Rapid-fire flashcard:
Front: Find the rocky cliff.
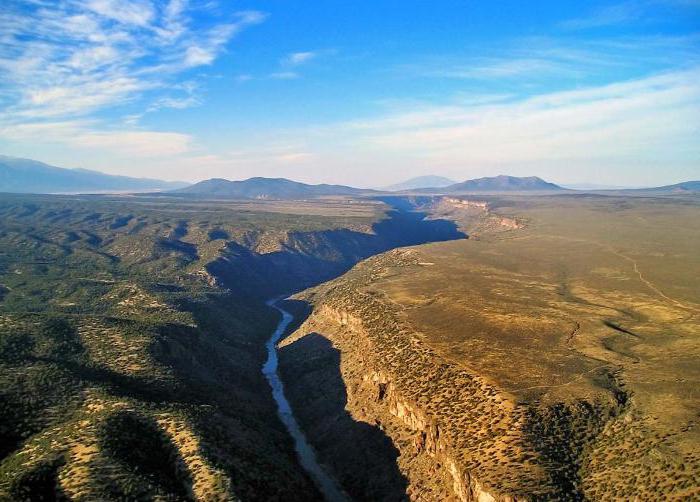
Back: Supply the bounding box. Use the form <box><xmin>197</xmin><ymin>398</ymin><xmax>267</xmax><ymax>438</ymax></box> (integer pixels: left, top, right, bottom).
<box><xmin>278</xmin><ymin>249</ymin><xmax>629</xmax><ymax>501</ymax></box>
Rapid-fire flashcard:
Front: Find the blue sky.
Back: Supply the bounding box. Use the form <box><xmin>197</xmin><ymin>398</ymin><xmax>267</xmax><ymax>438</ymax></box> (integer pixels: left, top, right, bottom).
<box><xmin>0</xmin><ymin>1</ymin><xmax>698</xmax><ymax>186</ymax></box>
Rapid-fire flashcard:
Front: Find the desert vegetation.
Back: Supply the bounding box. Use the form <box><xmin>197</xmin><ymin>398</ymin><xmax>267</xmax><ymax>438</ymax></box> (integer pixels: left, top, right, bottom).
<box><xmin>0</xmin><ymin>192</ymin><xmax>466</xmax><ymax>500</ymax></box>
<box><xmin>279</xmin><ymin>194</ymin><xmax>700</xmax><ymax>500</ymax></box>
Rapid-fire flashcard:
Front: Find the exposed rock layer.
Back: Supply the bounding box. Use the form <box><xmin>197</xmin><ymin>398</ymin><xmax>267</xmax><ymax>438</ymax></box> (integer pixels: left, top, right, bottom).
<box><xmin>279</xmin><ymin>250</ymin><xmax>630</xmax><ymax>501</ymax></box>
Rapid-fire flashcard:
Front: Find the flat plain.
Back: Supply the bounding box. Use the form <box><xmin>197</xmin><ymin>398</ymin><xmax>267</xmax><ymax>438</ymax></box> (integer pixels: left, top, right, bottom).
<box><xmin>382</xmin><ymin>194</ymin><xmax>700</xmax><ymax>498</ymax></box>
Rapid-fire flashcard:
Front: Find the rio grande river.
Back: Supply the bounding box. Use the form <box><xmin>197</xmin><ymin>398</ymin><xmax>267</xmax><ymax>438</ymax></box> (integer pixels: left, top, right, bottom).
<box><xmin>263</xmin><ymin>299</ymin><xmax>348</xmax><ymax>502</ymax></box>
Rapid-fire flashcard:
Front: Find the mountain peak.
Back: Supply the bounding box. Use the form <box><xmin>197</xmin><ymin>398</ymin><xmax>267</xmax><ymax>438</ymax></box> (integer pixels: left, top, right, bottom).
<box><xmin>442</xmin><ymin>175</ymin><xmax>563</xmax><ymax>193</ymax></box>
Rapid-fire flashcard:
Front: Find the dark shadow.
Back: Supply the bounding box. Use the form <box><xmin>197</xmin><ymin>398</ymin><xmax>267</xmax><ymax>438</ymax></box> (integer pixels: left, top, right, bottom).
<box><xmin>150</xmin><ymin>295</ymin><xmax>326</xmax><ymax>502</ymax></box>
<box><xmin>198</xmin><ymin>197</ymin><xmax>465</xmax><ymax>499</ymax></box>
<box><xmin>8</xmin><ymin>455</ymin><xmax>67</xmax><ymax>501</ymax></box>
<box><xmin>109</xmin><ymin>214</ymin><xmax>133</xmax><ymax>229</ymax></box>
<box><xmin>157</xmin><ymin>237</ymin><xmax>199</xmax><ymax>261</ymax></box>
<box><xmin>603</xmin><ymin>320</ymin><xmax>641</xmax><ymax>338</ymax></box>
<box><xmin>207</xmin><ymin>197</ymin><xmax>466</xmax><ymax>300</ymax></box>
<box><xmin>37</xmin><ymin>356</ymin><xmax>185</xmax><ymax>405</ymax></box>
<box><xmin>277</xmin><ymin>298</ymin><xmax>313</xmax><ymax>340</ymax></box>
<box><xmin>98</xmin><ymin>410</ymin><xmax>194</xmax><ymax>500</ymax></box>
<box><xmin>279</xmin><ymin>332</ymin><xmax>410</xmax><ymax>502</ymax></box>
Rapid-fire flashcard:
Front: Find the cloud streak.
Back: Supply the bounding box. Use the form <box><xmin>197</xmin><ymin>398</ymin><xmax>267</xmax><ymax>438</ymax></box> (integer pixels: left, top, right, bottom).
<box><xmin>331</xmin><ymin>69</ymin><xmax>700</xmax><ymax>180</ymax></box>
<box><xmin>283</xmin><ymin>51</ymin><xmax>317</xmax><ymax>66</ymax></box>
<box><xmin>0</xmin><ymin>0</ymin><xmax>266</xmax><ymax>156</ymax></box>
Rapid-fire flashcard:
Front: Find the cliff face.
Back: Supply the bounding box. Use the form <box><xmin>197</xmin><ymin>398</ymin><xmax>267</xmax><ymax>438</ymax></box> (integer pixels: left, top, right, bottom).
<box><xmin>278</xmin><ymin>250</ymin><xmax>627</xmax><ymax>501</ymax></box>
<box><xmin>206</xmin><ymin>202</ymin><xmax>465</xmax><ymax>299</ymax></box>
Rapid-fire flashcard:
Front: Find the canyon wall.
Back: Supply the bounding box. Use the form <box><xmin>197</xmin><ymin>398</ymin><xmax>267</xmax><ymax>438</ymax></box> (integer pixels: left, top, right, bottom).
<box><xmin>278</xmin><ymin>250</ymin><xmax>626</xmax><ymax>501</ymax></box>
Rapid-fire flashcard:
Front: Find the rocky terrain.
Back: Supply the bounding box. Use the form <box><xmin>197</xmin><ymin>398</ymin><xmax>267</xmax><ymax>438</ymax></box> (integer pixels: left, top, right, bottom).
<box><xmin>1</xmin><ymin>190</ymin><xmax>698</xmax><ymax>501</ymax></box>
<box><xmin>279</xmin><ymin>194</ymin><xmax>700</xmax><ymax>501</ymax></box>
<box><xmin>0</xmin><ymin>192</ymin><xmax>463</xmax><ymax>500</ymax></box>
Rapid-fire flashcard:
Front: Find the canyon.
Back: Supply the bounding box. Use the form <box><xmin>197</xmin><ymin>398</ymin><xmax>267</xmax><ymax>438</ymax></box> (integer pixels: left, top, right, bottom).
<box><xmin>277</xmin><ymin>194</ymin><xmax>700</xmax><ymax>501</ymax></box>
<box><xmin>0</xmin><ymin>192</ymin><xmax>698</xmax><ymax>500</ymax></box>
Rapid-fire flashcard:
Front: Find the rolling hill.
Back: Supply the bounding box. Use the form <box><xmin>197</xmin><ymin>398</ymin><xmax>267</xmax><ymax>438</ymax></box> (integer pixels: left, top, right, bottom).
<box><xmin>0</xmin><ymin>155</ymin><xmax>187</xmax><ymax>193</ymax></box>
<box><xmin>175</xmin><ymin>177</ymin><xmax>374</xmax><ymax>199</ymax></box>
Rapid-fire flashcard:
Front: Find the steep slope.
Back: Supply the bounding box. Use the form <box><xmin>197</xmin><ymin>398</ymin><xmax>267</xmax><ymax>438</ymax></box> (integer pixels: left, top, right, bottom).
<box><xmin>174</xmin><ymin>177</ymin><xmax>373</xmax><ymax>200</ymax></box>
<box><xmin>278</xmin><ymin>194</ymin><xmax>700</xmax><ymax>501</ymax></box>
<box><xmin>0</xmin><ymin>155</ymin><xmax>186</xmax><ymax>193</ymax></box>
<box><xmin>0</xmin><ymin>193</ymin><xmax>464</xmax><ymax>500</ymax></box>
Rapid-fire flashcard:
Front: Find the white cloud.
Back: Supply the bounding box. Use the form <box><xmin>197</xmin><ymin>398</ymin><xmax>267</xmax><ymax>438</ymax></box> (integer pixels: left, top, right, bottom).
<box><xmin>284</xmin><ymin>51</ymin><xmax>317</xmax><ymax>66</ymax></box>
<box><xmin>0</xmin><ymin>1</ymin><xmax>266</xmax><ymax>121</ymax></box>
<box><xmin>337</xmin><ymin>69</ymin><xmax>700</xmax><ymax>168</ymax></box>
<box><xmin>270</xmin><ymin>71</ymin><xmax>299</xmax><ymax>80</ymax></box>
<box><xmin>0</xmin><ymin>1</ymin><xmax>266</xmax><ymax>168</ymax></box>
<box><xmin>85</xmin><ymin>0</ymin><xmax>156</xmax><ymax>27</ymax></box>
<box><xmin>184</xmin><ymin>46</ymin><xmax>215</xmax><ymax>67</ymax></box>
<box><xmin>1</xmin><ymin>120</ymin><xmax>193</xmax><ymax>157</ymax></box>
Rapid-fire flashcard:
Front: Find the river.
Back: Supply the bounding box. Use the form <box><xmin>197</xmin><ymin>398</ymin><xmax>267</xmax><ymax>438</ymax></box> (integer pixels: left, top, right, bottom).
<box><xmin>263</xmin><ymin>299</ymin><xmax>349</xmax><ymax>502</ymax></box>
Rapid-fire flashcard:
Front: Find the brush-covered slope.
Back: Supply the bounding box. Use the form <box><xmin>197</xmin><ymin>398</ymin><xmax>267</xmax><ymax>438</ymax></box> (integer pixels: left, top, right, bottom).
<box><xmin>175</xmin><ymin>177</ymin><xmax>373</xmax><ymax>200</ymax></box>
<box><xmin>279</xmin><ymin>194</ymin><xmax>700</xmax><ymax>500</ymax></box>
<box><xmin>0</xmin><ymin>194</ymin><xmax>383</xmax><ymax>500</ymax></box>
<box><xmin>0</xmin><ymin>155</ymin><xmax>186</xmax><ymax>193</ymax></box>
<box><xmin>0</xmin><ymin>192</ymin><xmax>465</xmax><ymax>500</ymax></box>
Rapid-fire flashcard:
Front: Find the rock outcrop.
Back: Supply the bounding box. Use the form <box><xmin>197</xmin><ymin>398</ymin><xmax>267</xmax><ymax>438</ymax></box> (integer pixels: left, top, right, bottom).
<box><xmin>279</xmin><ymin>250</ymin><xmax>627</xmax><ymax>501</ymax></box>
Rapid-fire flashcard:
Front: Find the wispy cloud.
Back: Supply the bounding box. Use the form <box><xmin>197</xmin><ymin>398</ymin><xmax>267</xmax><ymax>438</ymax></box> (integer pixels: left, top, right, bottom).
<box><xmin>404</xmin><ymin>33</ymin><xmax>700</xmax><ymax>85</ymax></box>
<box><xmin>269</xmin><ymin>49</ymin><xmax>333</xmax><ymax>79</ymax></box>
<box><xmin>335</xmin><ymin>68</ymin><xmax>700</xmax><ymax>170</ymax></box>
<box><xmin>283</xmin><ymin>51</ymin><xmax>317</xmax><ymax>66</ymax></box>
<box><xmin>270</xmin><ymin>71</ymin><xmax>299</xmax><ymax>80</ymax></box>
<box><xmin>148</xmin><ymin>67</ymin><xmax>698</xmax><ymax>185</ymax></box>
<box><xmin>559</xmin><ymin>0</ymin><xmax>700</xmax><ymax>30</ymax></box>
<box><xmin>559</xmin><ymin>1</ymin><xmax>643</xmax><ymax>30</ymax></box>
<box><xmin>0</xmin><ymin>119</ymin><xmax>193</xmax><ymax>157</ymax></box>
<box><xmin>0</xmin><ymin>0</ymin><xmax>266</xmax><ymax>153</ymax></box>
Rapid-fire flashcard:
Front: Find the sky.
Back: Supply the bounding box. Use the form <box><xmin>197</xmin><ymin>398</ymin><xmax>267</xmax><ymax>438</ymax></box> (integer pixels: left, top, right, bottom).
<box><xmin>0</xmin><ymin>1</ymin><xmax>699</xmax><ymax>187</ymax></box>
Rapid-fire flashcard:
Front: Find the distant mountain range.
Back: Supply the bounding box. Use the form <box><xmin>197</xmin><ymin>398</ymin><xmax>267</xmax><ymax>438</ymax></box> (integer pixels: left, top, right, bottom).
<box><xmin>562</xmin><ymin>183</ymin><xmax>633</xmax><ymax>190</ymax></box>
<box><xmin>413</xmin><ymin>175</ymin><xmax>564</xmax><ymax>193</ymax></box>
<box><xmin>618</xmin><ymin>180</ymin><xmax>700</xmax><ymax>195</ymax></box>
<box><xmin>382</xmin><ymin>175</ymin><xmax>456</xmax><ymax>191</ymax></box>
<box><xmin>1</xmin><ymin>155</ymin><xmax>696</xmax><ymax>199</ymax></box>
<box><xmin>174</xmin><ymin>177</ymin><xmax>373</xmax><ymax>199</ymax></box>
<box><xmin>0</xmin><ymin>155</ymin><xmax>186</xmax><ymax>193</ymax></box>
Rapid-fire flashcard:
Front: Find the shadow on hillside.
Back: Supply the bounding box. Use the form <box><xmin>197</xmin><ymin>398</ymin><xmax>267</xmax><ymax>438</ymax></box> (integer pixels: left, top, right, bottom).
<box><xmin>207</xmin><ymin>199</ymin><xmax>466</xmax><ymax>299</ymax></box>
<box><xmin>278</xmin><ymin>330</ymin><xmax>410</xmax><ymax>501</ymax></box>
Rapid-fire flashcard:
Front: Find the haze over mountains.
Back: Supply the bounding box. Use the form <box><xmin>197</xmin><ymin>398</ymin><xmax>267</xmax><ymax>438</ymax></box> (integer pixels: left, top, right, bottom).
<box><xmin>383</xmin><ymin>175</ymin><xmax>456</xmax><ymax>191</ymax></box>
<box><xmin>621</xmin><ymin>180</ymin><xmax>700</xmax><ymax>194</ymax></box>
<box><xmin>175</xmin><ymin>177</ymin><xmax>373</xmax><ymax>199</ymax></box>
<box><xmin>437</xmin><ymin>175</ymin><xmax>563</xmax><ymax>192</ymax></box>
<box><xmin>0</xmin><ymin>155</ymin><xmax>186</xmax><ymax>193</ymax></box>
<box><xmin>0</xmin><ymin>155</ymin><xmax>698</xmax><ymax>198</ymax></box>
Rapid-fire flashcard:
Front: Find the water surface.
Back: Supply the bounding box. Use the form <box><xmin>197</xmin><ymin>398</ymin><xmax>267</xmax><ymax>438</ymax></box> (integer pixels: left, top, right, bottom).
<box><xmin>263</xmin><ymin>299</ymin><xmax>348</xmax><ymax>502</ymax></box>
